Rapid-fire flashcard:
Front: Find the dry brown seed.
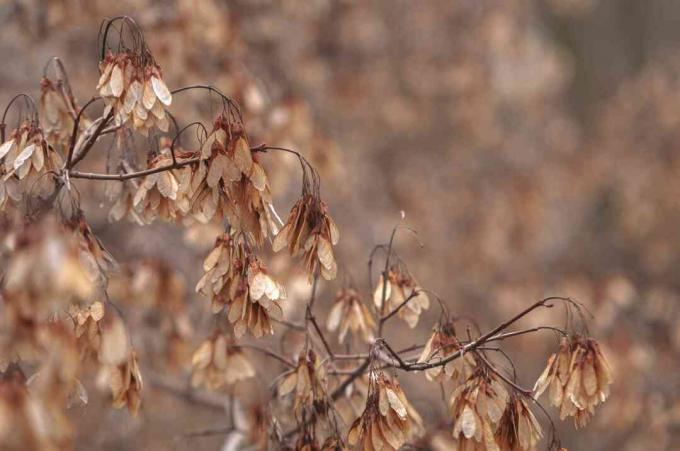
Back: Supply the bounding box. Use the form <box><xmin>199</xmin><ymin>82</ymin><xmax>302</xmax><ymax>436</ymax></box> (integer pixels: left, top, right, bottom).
<box><xmin>151</xmin><ymin>76</ymin><xmax>172</xmax><ymax>106</ymax></box>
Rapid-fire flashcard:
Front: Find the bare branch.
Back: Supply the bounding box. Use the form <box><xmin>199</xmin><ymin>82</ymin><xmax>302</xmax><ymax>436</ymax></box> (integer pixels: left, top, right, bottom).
<box><xmin>69</xmin><ymin>157</ymin><xmax>200</xmax><ymax>181</ymax></box>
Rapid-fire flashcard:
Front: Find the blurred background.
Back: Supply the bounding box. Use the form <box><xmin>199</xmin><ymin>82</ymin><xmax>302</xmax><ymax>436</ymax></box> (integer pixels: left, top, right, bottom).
<box><xmin>1</xmin><ymin>0</ymin><xmax>680</xmax><ymax>449</ymax></box>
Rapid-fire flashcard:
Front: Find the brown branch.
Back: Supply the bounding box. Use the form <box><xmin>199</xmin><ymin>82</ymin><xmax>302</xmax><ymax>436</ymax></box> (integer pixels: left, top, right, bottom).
<box><xmin>302</xmin><ymin>272</ymin><xmax>337</xmax><ymax>361</ymax></box>
<box><xmin>307</xmin><ymin>309</ymin><xmax>335</xmax><ymax>359</ymax></box>
<box><xmin>376</xmin><ymin>339</ymin><xmax>409</xmax><ymax>368</ymax></box>
<box><xmin>331</xmin><ymin>344</ymin><xmax>425</xmax><ymax>362</ymax></box>
<box><xmin>303</xmin><ymin>274</ymin><xmax>334</xmax><ymax>359</ymax></box>
<box><xmin>280</xmin><ymin>263</ymin><xmax>566</xmax><ymax>441</ymax></box>
<box><xmin>483</xmin><ymin>325</ymin><xmax>567</xmax><ymax>343</ymax></box>
<box><xmin>99</xmin><ymin>123</ymin><xmax>125</xmax><ymax>136</ymax></box>
<box><xmin>66</xmin><ymin>144</ymin><xmax>277</xmax><ymax>182</ymax></box>
<box><xmin>69</xmin><ymin>157</ymin><xmax>201</xmax><ymax>181</ymax></box>
<box><xmin>385</xmin><ymin>297</ymin><xmax>564</xmax><ymax>372</ymax></box>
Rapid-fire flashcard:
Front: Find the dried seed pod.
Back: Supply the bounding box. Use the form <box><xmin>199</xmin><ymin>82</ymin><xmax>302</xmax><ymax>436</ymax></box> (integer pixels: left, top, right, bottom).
<box><xmin>68</xmin><ymin>300</ymin><xmax>105</xmax><ymax>360</ymax></box>
<box><xmin>449</xmin><ymin>370</ymin><xmax>508</xmax><ymax>450</ymax></box>
<box><xmin>191</xmin><ymin>333</ymin><xmax>255</xmax><ymax>390</ymax></box>
<box><xmin>0</xmin><ymin>121</ymin><xmax>62</xmax><ymax>202</ymax></box>
<box><xmin>0</xmin><ymin>375</ymin><xmax>73</xmax><ymax>450</ymax></box>
<box><xmin>106</xmin><ymin>178</ymin><xmax>144</xmax><ymax>224</ymax></box>
<box><xmin>196</xmin><ymin>232</ymin><xmax>285</xmax><ymax>338</ymax></box>
<box><xmin>99</xmin><ymin>350</ymin><xmax>143</xmax><ymax>416</ymax></box>
<box><xmin>373</xmin><ymin>266</ymin><xmax>429</xmax><ymax>328</ymax></box>
<box><xmin>132</xmin><ymin>149</ymin><xmax>185</xmax><ymax>224</ymax></box>
<box><xmin>418</xmin><ymin>320</ymin><xmax>475</xmax><ymax>382</ymax></box>
<box><xmin>241</xmin><ymin>403</ymin><xmax>271</xmax><ymax>450</ymax></box>
<box><xmin>326</xmin><ymin>288</ymin><xmax>376</xmax><ymax>344</ymax></box>
<box><xmin>347</xmin><ymin>372</ymin><xmax>423</xmax><ymax>450</ymax></box>
<box><xmin>277</xmin><ymin>349</ymin><xmax>328</xmax><ymax>416</ymax></box>
<box><xmin>273</xmin><ymin>193</ymin><xmax>339</xmax><ymax>280</ymax></box>
<box><xmin>533</xmin><ymin>335</ymin><xmax>613</xmax><ymax>428</ymax></box>
<box><xmin>495</xmin><ymin>394</ymin><xmax>543</xmax><ymax>450</ymax></box>
<box><xmin>532</xmin><ymin>337</ymin><xmax>572</xmax><ymax>408</ymax></box>
<box><xmin>334</xmin><ymin>372</ymin><xmax>370</xmax><ymax>426</ymax></box>
<box><xmin>38</xmin><ymin>77</ymin><xmax>74</xmax><ymax>145</ymax></box>
<box><xmin>2</xmin><ymin>215</ymin><xmax>95</xmax><ymax>326</ymax></box>
<box><xmin>99</xmin><ymin>312</ymin><xmax>130</xmax><ymax>367</ymax></box>
<box><xmin>97</xmin><ymin>51</ymin><xmax>171</xmax><ymax>136</ymax></box>
<box><xmin>194</xmin><ymin>117</ymin><xmax>279</xmax><ymax>246</ymax></box>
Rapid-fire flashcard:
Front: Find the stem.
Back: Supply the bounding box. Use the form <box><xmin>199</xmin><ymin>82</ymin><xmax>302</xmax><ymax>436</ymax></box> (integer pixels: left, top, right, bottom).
<box><xmin>69</xmin><ymin>157</ymin><xmax>200</xmax><ymax>181</ymax></box>
<box><xmin>388</xmin><ymin>297</ymin><xmax>562</xmax><ymax>372</ymax></box>
<box><xmin>484</xmin><ymin>325</ymin><xmax>567</xmax><ymax>343</ymax></box>
<box><xmin>307</xmin><ymin>311</ymin><xmax>334</xmax><ymax>359</ymax></box>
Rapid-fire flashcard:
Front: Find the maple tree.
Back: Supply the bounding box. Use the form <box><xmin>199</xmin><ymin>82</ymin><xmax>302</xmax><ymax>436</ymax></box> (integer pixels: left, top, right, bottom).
<box><xmin>0</xmin><ymin>16</ymin><xmax>613</xmax><ymax>451</ymax></box>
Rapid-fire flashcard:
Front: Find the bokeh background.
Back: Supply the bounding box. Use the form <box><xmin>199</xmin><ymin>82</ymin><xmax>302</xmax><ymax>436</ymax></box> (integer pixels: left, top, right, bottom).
<box><xmin>2</xmin><ymin>0</ymin><xmax>680</xmax><ymax>449</ymax></box>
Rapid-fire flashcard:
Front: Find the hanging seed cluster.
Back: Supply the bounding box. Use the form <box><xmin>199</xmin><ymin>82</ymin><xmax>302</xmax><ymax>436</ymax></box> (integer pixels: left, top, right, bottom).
<box><xmin>326</xmin><ymin>288</ymin><xmax>376</xmax><ymax>344</ymax></box>
<box><xmin>418</xmin><ymin>321</ymin><xmax>476</xmax><ymax>382</ymax></box>
<box><xmin>97</xmin><ymin>51</ymin><xmax>172</xmax><ymax>135</ymax></box>
<box><xmin>273</xmin><ymin>193</ymin><xmax>339</xmax><ymax>280</ymax></box>
<box><xmin>495</xmin><ymin>394</ymin><xmax>543</xmax><ymax>451</ymax></box>
<box><xmin>68</xmin><ymin>301</ymin><xmax>105</xmax><ymax>360</ymax></box>
<box><xmin>0</xmin><ymin>121</ymin><xmax>62</xmax><ymax>205</ymax></box>
<box><xmin>347</xmin><ymin>372</ymin><xmax>424</xmax><ymax>451</ymax></box>
<box><xmin>277</xmin><ymin>350</ymin><xmax>328</xmax><ymax>417</ymax></box>
<box><xmin>533</xmin><ymin>335</ymin><xmax>613</xmax><ymax>428</ymax></box>
<box><xmin>449</xmin><ymin>370</ymin><xmax>509</xmax><ymax>450</ymax></box>
<box><xmin>373</xmin><ymin>265</ymin><xmax>430</xmax><ymax>327</ymax></box>
<box><xmin>190</xmin><ymin>333</ymin><xmax>255</xmax><ymax>390</ymax></box>
<box><xmin>196</xmin><ymin>117</ymin><xmax>278</xmax><ymax>246</ymax></box>
<box><xmin>0</xmin><ymin>16</ymin><xmax>615</xmax><ymax>451</ymax></box>
<box><xmin>196</xmin><ymin>233</ymin><xmax>285</xmax><ymax>338</ymax></box>
<box><xmin>39</xmin><ymin>78</ymin><xmax>74</xmax><ymax>145</ymax></box>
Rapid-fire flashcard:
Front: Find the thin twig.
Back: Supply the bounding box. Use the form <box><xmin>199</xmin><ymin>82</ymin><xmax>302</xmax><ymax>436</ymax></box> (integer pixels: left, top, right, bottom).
<box><xmin>69</xmin><ymin>157</ymin><xmax>200</xmax><ymax>181</ymax></box>
<box><xmin>307</xmin><ymin>311</ymin><xmax>334</xmax><ymax>359</ymax></box>
<box><xmin>383</xmin><ymin>297</ymin><xmax>563</xmax><ymax>372</ymax></box>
